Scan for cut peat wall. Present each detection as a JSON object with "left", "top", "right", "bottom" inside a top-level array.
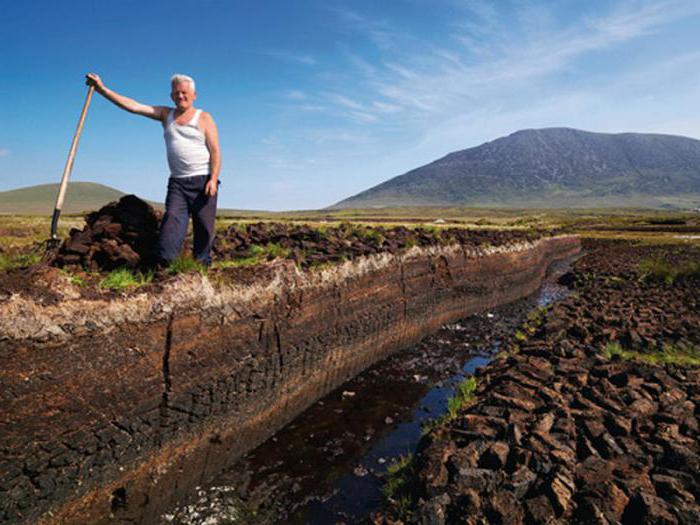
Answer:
[{"left": 0, "top": 236, "right": 580, "bottom": 524}]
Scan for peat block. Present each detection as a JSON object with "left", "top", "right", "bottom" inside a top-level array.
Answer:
[
  {"left": 53, "top": 195, "right": 161, "bottom": 270},
  {"left": 384, "top": 239, "right": 700, "bottom": 525}
]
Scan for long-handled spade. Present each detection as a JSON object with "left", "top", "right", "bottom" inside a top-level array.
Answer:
[{"left": 46, "top": 83, "right": 95, "bottom": 251}]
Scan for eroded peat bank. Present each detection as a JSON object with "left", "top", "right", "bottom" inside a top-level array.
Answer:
[
  {"left": 164, "top": 261, "right": 573, "bottom": 524},
  {"left": 0, "top": 197, "right": 579, "bottom": 524}
]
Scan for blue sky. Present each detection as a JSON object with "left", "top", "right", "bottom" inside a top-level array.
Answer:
[{"left": 2, "top": 0, "right": 700, "bottom": 210}]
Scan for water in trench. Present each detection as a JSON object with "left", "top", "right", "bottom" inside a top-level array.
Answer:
[{"left": 163, "top": 263, "right": 571, "bottom": 524}]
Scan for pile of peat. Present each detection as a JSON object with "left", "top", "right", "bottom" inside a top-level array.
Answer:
[
  {"left": 214, "top": 222, "right": 556, "bottom": 268},
  {"left": 380, "top": 238, "right": 700, "bottom": 524},
  {"left": 52, "top": 195, "right": 161, "bottom": 270}
]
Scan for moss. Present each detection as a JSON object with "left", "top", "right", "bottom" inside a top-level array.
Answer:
[{"left": 514, "top": 330, "right": 527, "bottom": 342}]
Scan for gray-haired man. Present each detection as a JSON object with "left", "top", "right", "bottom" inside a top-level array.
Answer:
[{"left": 86, "top": 73, "right": 221, "bottom": 266}]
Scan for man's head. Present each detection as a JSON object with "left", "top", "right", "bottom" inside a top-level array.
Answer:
[{"left": 170, "top": 74, "right": 196, "bottom": 110}]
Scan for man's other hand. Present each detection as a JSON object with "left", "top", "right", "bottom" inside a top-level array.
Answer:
[{"left": 204, "top": 179, "right": 218, "bottom": 197}]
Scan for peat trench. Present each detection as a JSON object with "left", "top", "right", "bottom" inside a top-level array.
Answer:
[{"left": 163, "top": 259, "right": 575, "bottom": 524}]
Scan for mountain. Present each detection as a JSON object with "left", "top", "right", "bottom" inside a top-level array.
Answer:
[
  {"left": 0, "top": 182, "right": 128, "bottom": 215},
  {"left": 333, "top": 128, "right": 700, "bottom": 209}
]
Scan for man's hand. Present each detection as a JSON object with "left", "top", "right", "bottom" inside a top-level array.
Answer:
[
  {"left": 85, "top": 73, "right": 105, "bottom": 93},
  {"left": 84, "top": 72, "right": 167, "bottom": 122},
  {"left": 204, "top": 178, "right": 218, "bottom": 197}
]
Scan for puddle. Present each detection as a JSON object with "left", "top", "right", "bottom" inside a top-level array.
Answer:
[{"left": 164, "top": 262, "right": 572, "bottom": 524}]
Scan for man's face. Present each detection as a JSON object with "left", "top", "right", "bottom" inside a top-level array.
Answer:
[{"left": 171, "top": 81, "right": 196, "bottom": 110}]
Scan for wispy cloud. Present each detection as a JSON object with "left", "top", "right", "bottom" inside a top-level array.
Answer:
[
  {"left": 296, "top": 104, "right": 327, "bottom": 112},
  {"left": 372, "top": 101, "right": 402, "bottom": 114},
  {"left": 329, "top": 0, "right": 700, "bottom": 121},
  {"left": 0, "top": 148, "right": 10, "bottom": 158},
  {"left": 263, "top": 50, "right": 317, "bottom": 66},
  {"left": 326, "top": 93, "right": 364, "bottom": 110},
  {"left": 329, "top": 7, "right": 404, "bottom": 51},
  {"left": 287, "top": 90, "right": 307, "bottom": 100}
]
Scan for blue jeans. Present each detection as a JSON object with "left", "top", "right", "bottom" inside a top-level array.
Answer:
[{"left": 156, "top": 175, "right": 218, "bottom": 265}]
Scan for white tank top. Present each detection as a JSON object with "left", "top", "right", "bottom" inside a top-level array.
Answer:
[{"left": 164, "top": 109, "right": 210, "bottom": 178}]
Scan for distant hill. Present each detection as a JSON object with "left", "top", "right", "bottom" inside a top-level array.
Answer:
[
  {"left": 0, "top": 182, "right": 128, "bottom": 215},
  {"left": 333, "top": 128, "right": 700, "bottom": 209}
]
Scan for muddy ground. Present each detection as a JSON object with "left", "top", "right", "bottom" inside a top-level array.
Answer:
[{"left": 379, "top": 238, "right": 700, "bottom": 524}]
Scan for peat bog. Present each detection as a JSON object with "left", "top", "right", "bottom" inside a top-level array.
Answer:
[
  {"left": 377, "top": 238, "right": 700, "bottom": 524},
  {"left": 1, "top": 199, "right": 699, "bottom": 525}
]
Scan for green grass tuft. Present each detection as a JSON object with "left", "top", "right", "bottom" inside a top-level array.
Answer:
[
  {"left": 382, "top": 453, "right": 415, "bottom": 513},
  {"left": 69, "top": 274, "right": 86, "bottom": 286},
  {"left": 212, "top": 257, "right": 258, "bottom": 268},
  {"left": 639, "top": 257, "right": 700, "bottom": 284},
  {"left": 214, "top": 243, "right": 290, "bottom": 269},
  {"left": 0, "top": 251, "right": 41, "bottom": 270},
  {"left": 603, "top": 340, "right": 700, "bottom": 367},
  {"left": 168, "top": 256, "right": 207, "bottom": 275},
  {"left": 99, "top": 268, "right": 153, "bottom": 290},
  {"left": 446, "top": 376, "right": 478, "bottom": 420},
  {"left": 423, "top": 376, "right": 479, "bottom": 435}
]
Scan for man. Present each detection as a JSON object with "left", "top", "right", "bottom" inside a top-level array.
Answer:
[{"left": 85, "top": 72, "right": 221, "bottom": 266}]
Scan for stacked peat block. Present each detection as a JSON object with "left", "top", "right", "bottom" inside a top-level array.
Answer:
[
  {"left": 213, "top": 222, "right": 552, "bottom": 268},
  {"left": 409, "top": 351, "right": 700, "bottom": 524},
  {"left": 385, "top": 239, "right": 700, "bottom": 525},
  {"left": 53, "top": 195, "right": 161, "bottom": 270}
]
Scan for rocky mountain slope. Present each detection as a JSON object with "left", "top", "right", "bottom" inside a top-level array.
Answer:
[{"left": 334, "top": 128, "right": 700, "bottom": 209}]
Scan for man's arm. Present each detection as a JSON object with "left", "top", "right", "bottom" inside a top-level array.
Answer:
[
  {"left": 86, "top": 73, "right": 168, "bottom": 122},
  {"left": 200, "top": 112, "right": 221, "bottom": 197}
]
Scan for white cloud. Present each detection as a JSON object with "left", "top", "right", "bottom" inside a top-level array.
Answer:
[
  {"left": 0, "top": 148, "right": 9, "bottom": 158},
  {"left": 327, "top": 93, "right": 364, "bottom": 110},
  {"left": 298, "top": 127, "right": 374, "bottom": 146},
  {"left": 330, "top": 0, "right": 700, "bottom": 122},
  {"left": 349, "top": 111, "right": 379, "bottom": 123},
  {"left": 329, "top": 7, "right": 403, "bottom": 51},
  {"left": 372, "top": 101, "right": 403, "bottom": 114},
  {"left": 287, "top": 90, "right": 307, "bottom": 100},
  {"left": 296, "top": 104, "right": 327, "bottom": 112},
  {"left": 263, "top": 50, "right": 317, "bottom": 66}
]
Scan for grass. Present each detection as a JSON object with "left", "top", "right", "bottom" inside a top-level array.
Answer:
[
  {"left": 63, "top": 270, "right": 87, "bottom": 287},
  {"left": 99, "top": 268, "right": 153, "bottom": 291},
  {"left": 422, "top": 376, "right": 478, "bottom": 435},
  {"left": 446, "top": 376, "right": 478, "bottom": 420},
  {"left": 0, "top": 251, "right": 41, "bottom": 270},
  {"left": 351, "top": 225, "right": 386, "bottom": 244},
  {"left": 639, "top": 256, "right": 700, "bottom": 284},
  {"left": 382, "top": 454, "right": 415, "bottom": 521},
  {"left": 496, "top": 305, "right": 550, "bottom": 358},
  {"left": 213, "top": 243, "right": 291, "bottom": 269},
  {"left": 602, "top": 341, "right": 700, "bottom": 367},
  {"left": 168, "top": 256, "right": 207, "bottom": 275}
]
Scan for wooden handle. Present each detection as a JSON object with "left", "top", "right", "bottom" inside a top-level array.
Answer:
[{"left": 51, "top": 84, "right": 95, "bottom": 240}]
